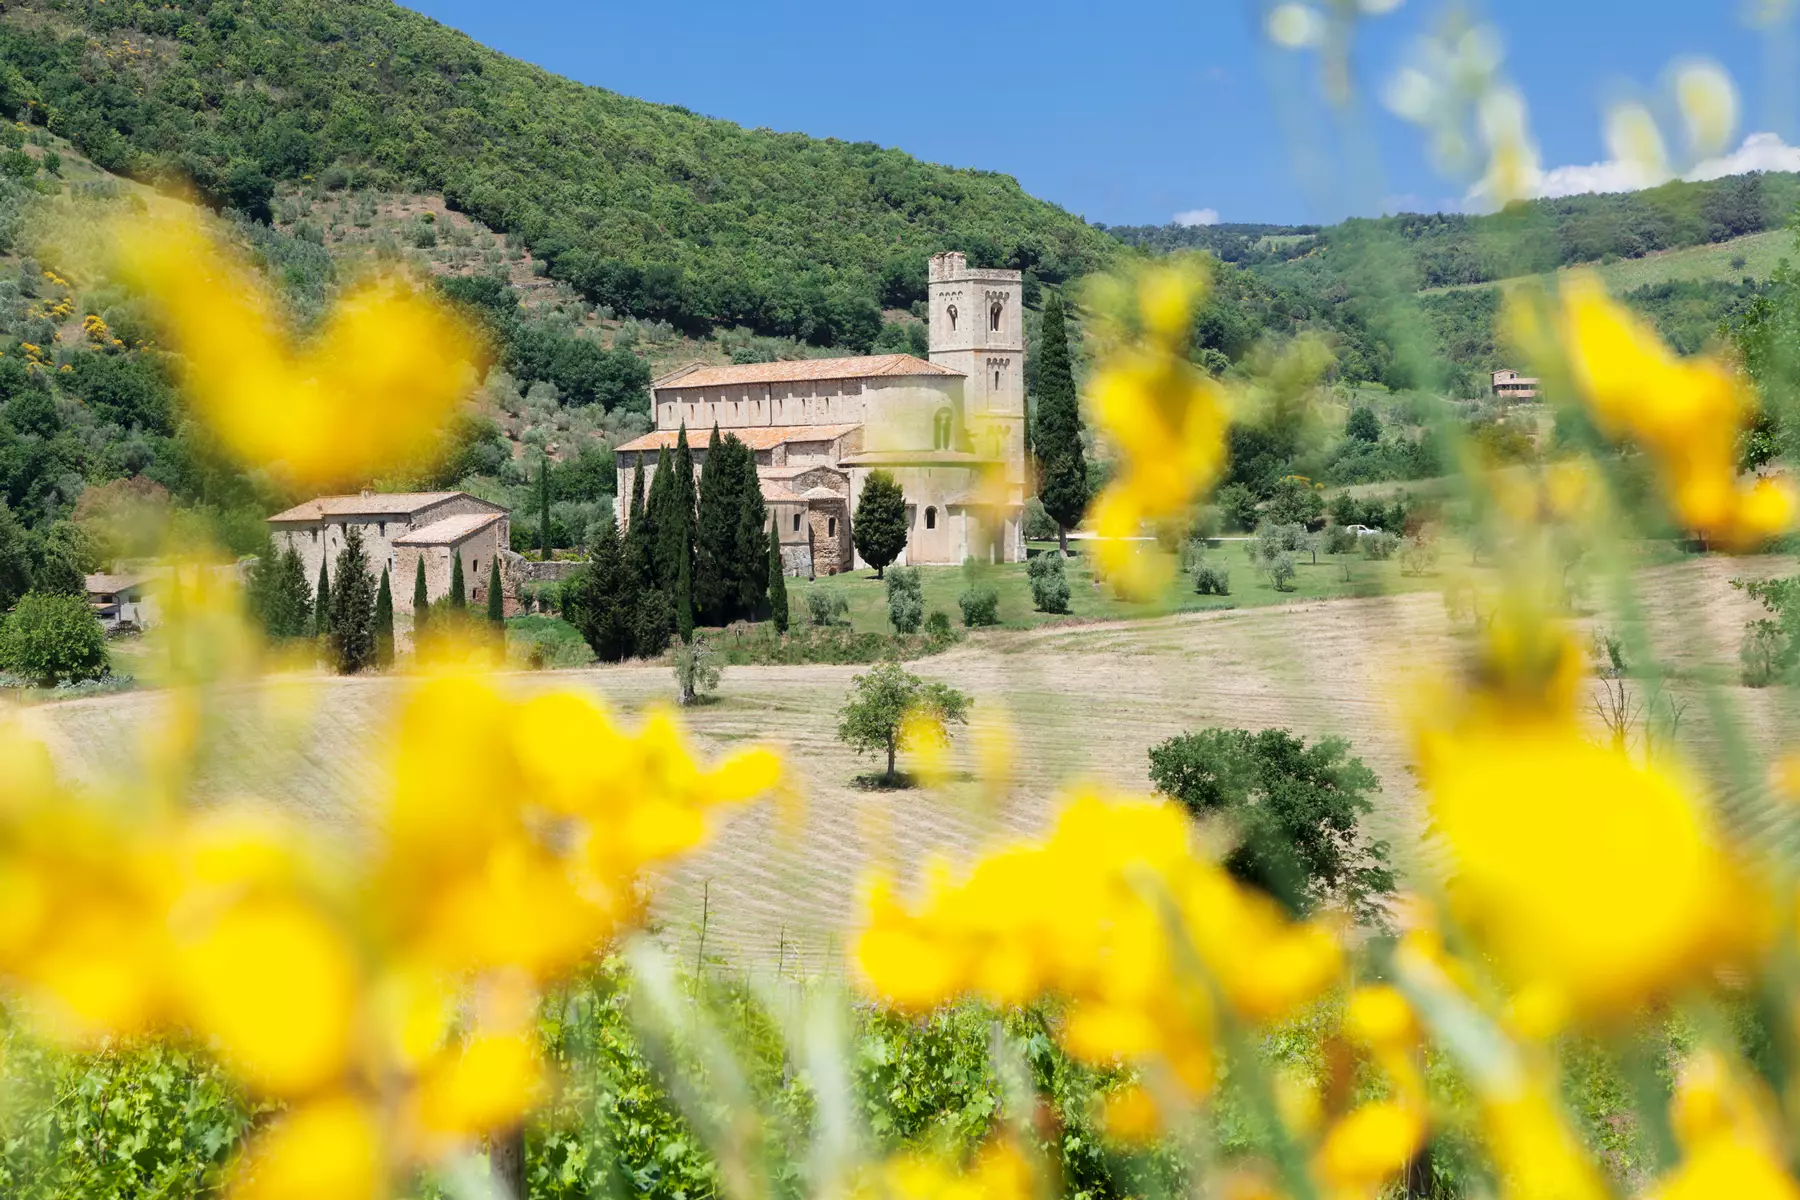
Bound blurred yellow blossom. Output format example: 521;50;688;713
104;210;484;489
1674;60;1739;158
854;1142;1033;1200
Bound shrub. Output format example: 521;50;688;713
1267;552;1297;592
958;584;1000;627
1022;497;1059;542
924;610;953;639
1743;622;1784;687
1398;534;1439;577
1323;525;1358;555
1361;531;1399;560
0;591;108;686
886;565;924;633
1026;554;1070;614
805;588;849;628
1193;559;1231;596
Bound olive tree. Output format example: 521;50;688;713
836;661;970;785
0;591;108;686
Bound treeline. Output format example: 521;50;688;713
0;0;1117;345
1101;221;1322;265
563;426;785;662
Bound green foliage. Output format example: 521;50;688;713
537;454;553;559
447;551;466;610
1148;727;1394;920
853;470;908;578
1022;496;1058;542
837;660;972;783
0;498;38;609
1398;533;1439;578
1344;405;1381;442
1215;483;1261;533
486;556;505;627
957;583;1000;627
1026;552;1070;614
0;4;1114;344
564;519;652;662
672;634;722;705
696;430;767;625
767;522;789;635
886;564;924;633
924;609;953;639
1734;575;1800;686
1361;530;1399;560
805;588;850;628
328;526;377;674
0;589;107;686
312;558;331;637
412;555;429;631
654;428;698;636
1192;558;1231;596
1259;476;1325;528
246;543;312;639
375;566;395;666
1032;292;1088;537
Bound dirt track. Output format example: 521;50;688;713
30;556;1800;975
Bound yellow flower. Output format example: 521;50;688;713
106;211;483;488
1099;1082;1163;1145
1648;1137;1800;1200
1314;1101;1426;1199
231;1094;384;1200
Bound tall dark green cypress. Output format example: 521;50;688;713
448;552;466;610
1032;290;1089;555
412;555;430;630
628;453;647;528
767;520;788;634
328;527;377;674
375;567;394;666
694;424;728;624
486;557;505;626
638;446;671;589
658;424;697;633
537;454;553;560
313;558;332;637
732;439;769;618
564;518;636;662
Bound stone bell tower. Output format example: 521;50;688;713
927;251;1026;481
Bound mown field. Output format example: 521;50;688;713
25;553;1794;979
1421;227;1792;296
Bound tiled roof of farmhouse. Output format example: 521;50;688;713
653;354;960;391
393;512;507;546
267;491;467;523
615;424;862;454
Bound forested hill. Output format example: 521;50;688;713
0;0;1117;348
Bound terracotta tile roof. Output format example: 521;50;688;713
267;491;471;523
393;512;507;546
615;424;862;454
760;483;800;502
653;354;960;391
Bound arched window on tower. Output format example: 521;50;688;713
932;407;953;450
947;304;958;332
990;301;1003;332
993;368;1002;390
925;506;938;530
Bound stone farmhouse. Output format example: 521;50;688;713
615;251;1029;574
1491;368;1540;401
267;491;510;614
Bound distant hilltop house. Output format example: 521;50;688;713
85;572;154;633
267;491;510;613
1491;369;1540;401
615;251;1029;575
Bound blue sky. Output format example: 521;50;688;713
405;1;1793;229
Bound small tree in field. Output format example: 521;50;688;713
672;634;722;706
853;471;908;578
837;661;971;785
0;591;107;686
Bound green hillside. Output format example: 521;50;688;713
0;0;1117;348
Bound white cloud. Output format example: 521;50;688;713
1467;132;1800;208
1173;207;1221;227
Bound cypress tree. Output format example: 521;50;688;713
328;527;377;674
486;557;505;626
375;567;394;666
733;440;769;619
675;535;695;641
659;424;697;633
1032;291;1088;555
313;558;332;637
628;453;647;527
768;520;788;634
537;454;553;560
412;555;429;630
694;423;729;624
638;446;671;589
564;519;635;662
448;552;466;610
278;547;312;638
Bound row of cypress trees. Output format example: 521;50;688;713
565;422;790;662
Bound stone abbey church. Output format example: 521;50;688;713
615;252;1028;574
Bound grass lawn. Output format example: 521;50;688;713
789;544;1452;635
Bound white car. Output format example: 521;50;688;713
1344;524;1382;538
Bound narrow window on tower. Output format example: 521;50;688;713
925;507;938;530
990;301;1002;332
828;517;837;538
947;304;958;331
